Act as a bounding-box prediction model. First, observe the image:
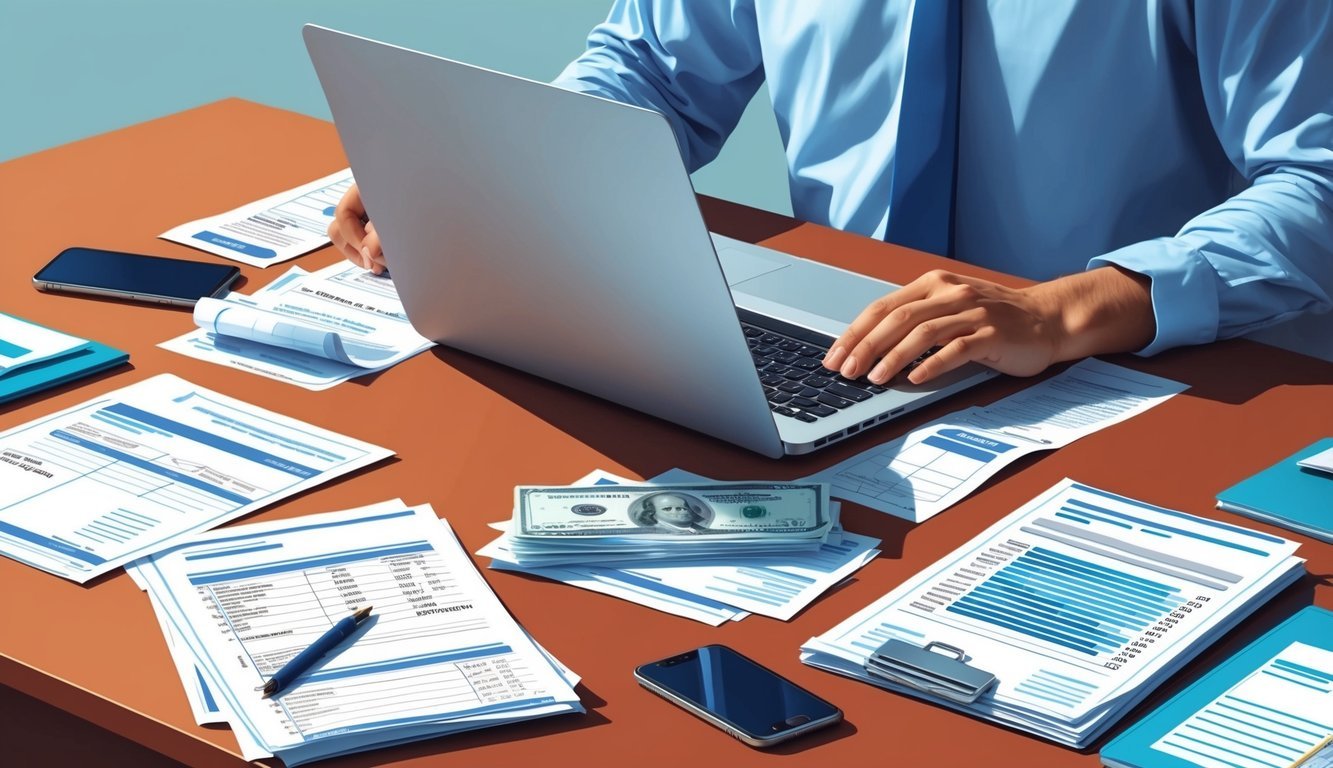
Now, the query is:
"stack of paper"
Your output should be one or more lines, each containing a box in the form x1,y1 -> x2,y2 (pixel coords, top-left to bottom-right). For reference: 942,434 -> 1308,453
161,261 -> 433,390
128,501 -> 583,766
481,470 -> 880,625
504,480 -> 834,566
0,312 -> 127,405
800,478 -> 1306,747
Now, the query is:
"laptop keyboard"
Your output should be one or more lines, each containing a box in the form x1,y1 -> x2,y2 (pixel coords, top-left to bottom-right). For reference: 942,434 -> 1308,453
741,321 -> 886,423
741,313 -> 941,424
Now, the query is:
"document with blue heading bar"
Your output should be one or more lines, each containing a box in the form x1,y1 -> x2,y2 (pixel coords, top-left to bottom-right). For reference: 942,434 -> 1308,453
0,374 -> 391,582
129,501 -> 582,765
1101,606 -> 1333,768
806,359 -> 1187,522
801,478 -> 1305,747
161,169 -> 353,267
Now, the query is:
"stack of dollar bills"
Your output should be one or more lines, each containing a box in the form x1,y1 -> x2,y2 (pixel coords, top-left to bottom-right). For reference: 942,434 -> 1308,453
505,482 -> 834,566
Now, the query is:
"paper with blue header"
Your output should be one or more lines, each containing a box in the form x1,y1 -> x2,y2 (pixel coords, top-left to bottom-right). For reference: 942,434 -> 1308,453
160,168 -> 353,267
806,359 -> 1186,522
0,374 -> 391,582
128,500 -> 582,765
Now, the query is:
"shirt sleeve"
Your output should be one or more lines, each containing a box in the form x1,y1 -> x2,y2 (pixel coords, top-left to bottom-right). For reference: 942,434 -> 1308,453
550,0 -> 765,172
1089,1 -> 1333,356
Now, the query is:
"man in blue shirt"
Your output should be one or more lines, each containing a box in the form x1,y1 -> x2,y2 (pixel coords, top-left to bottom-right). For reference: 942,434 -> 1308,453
329,0 -> 1332,387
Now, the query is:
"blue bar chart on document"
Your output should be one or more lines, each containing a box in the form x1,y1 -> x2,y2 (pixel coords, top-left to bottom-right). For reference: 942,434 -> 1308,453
801,478 -> 1305,746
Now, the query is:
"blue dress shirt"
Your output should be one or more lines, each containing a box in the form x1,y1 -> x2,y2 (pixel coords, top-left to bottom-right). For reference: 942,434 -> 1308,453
553,0 -> 1333,356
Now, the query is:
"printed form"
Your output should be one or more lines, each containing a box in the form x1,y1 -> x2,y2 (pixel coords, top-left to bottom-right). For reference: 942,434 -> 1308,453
160,261 -> 432,389
0,374 -> 391,582
801,478 -> 1305,747
806,359 -> 1187,521
161,169 -> 353,267
130,502 -> 582,765
1152,642 -> 1333,768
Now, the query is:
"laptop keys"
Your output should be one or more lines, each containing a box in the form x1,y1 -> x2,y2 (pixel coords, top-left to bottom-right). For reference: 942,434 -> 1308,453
742,321 -> 890,423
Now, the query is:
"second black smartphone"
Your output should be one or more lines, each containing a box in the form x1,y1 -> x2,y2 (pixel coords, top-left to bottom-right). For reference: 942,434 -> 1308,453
634,644 -> 843,748
33,247 -> 241,307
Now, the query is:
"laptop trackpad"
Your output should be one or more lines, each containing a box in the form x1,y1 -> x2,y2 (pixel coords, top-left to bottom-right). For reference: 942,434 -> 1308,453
729,261 -> 896,325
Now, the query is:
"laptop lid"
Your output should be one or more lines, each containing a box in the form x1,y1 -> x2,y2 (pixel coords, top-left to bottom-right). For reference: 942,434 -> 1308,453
304,25 -> 787,457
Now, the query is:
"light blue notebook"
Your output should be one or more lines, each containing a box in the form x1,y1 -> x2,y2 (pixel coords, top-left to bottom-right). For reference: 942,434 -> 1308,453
0,314 -> 129,405
1216,439 -> 1333,544
1101,606 -> 1333,768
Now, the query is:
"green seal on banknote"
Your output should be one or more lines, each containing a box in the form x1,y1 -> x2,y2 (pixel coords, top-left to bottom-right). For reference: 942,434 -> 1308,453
741,505 -> 768,518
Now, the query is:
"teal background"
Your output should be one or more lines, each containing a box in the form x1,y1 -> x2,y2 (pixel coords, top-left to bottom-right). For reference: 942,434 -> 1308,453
4,0 -> 1325,357
1,0 -> 792,216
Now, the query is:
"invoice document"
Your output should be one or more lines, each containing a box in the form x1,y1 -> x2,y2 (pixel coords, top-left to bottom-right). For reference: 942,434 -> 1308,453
800,478 -> 1305,746
160,261 -> 432,389
0,374 -> 391,582
130,501 -> 583,765
806,359 -> 1187,521
161,169 -> 353,267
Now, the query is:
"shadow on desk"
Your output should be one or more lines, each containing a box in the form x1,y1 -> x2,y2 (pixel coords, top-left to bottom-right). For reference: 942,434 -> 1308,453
0,685 -> 187,768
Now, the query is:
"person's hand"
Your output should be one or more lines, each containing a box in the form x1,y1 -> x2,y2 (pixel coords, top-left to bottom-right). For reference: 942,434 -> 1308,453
823,266 -> 1156,385
327,184 -> 387,274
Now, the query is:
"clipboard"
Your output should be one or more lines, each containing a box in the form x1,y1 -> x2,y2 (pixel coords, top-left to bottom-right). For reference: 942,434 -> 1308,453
865,638 -> 997,704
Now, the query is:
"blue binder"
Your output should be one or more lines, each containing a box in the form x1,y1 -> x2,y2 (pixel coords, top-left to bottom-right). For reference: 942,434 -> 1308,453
0,315 -> 129,405
1217,439 -> 1333,544
1101,606 -> 1333,768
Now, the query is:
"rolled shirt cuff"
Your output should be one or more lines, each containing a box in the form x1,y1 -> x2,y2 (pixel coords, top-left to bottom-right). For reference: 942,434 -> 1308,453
1088,238 -> 1222,357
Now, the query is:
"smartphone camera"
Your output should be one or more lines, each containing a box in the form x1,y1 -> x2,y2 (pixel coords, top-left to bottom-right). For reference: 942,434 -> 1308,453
659,651 -> 696,667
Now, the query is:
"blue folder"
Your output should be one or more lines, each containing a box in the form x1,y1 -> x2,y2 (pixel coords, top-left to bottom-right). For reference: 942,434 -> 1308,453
1216,439 -> 1333,544
1101,606 -> 1333,768
0,315 -> 129,405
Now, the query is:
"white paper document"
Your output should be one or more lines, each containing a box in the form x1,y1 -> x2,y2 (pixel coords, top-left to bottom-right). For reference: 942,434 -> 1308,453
0,374 -> 392,582
1151,641 -> 1333,768
801,478 -> 1305,747
806,359 -> 1187,522
1297,445 -> 1333,475
129,501 -> 583,765
161,169 -> 353,267
481,469 -> 880,624
160,261 -> 433,390
0,313 -> 86,373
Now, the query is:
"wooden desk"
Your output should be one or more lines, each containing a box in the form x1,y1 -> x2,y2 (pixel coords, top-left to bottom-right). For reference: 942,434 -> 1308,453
1,100 -> 1329,767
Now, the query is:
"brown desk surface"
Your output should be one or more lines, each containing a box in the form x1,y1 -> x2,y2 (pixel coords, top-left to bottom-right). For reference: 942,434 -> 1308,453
1,100 -> 1330,768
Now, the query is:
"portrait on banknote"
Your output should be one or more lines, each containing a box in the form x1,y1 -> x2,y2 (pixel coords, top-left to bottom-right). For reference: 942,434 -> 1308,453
628,492 -> 714,534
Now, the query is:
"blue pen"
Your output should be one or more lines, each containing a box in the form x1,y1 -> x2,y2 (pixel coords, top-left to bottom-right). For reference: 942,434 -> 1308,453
262,605 -> 372,699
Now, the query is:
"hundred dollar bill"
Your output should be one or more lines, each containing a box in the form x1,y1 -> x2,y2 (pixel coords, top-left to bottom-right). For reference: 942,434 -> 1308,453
514,483 -> 830,539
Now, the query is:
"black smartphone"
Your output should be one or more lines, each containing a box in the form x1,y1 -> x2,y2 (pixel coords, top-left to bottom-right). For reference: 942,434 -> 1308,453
32,247 -> 241,307
634,645 -> 843,748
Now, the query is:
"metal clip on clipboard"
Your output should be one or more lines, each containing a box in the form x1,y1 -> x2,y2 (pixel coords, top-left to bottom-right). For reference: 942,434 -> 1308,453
865,639 -> 997,704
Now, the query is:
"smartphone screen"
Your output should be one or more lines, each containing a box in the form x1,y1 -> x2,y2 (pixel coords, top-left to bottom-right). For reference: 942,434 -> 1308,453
635,645 -> 841,746
33,247 -> 241,307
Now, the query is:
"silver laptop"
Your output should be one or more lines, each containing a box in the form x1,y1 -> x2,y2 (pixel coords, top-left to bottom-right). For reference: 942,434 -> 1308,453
304,25 -> 997,458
